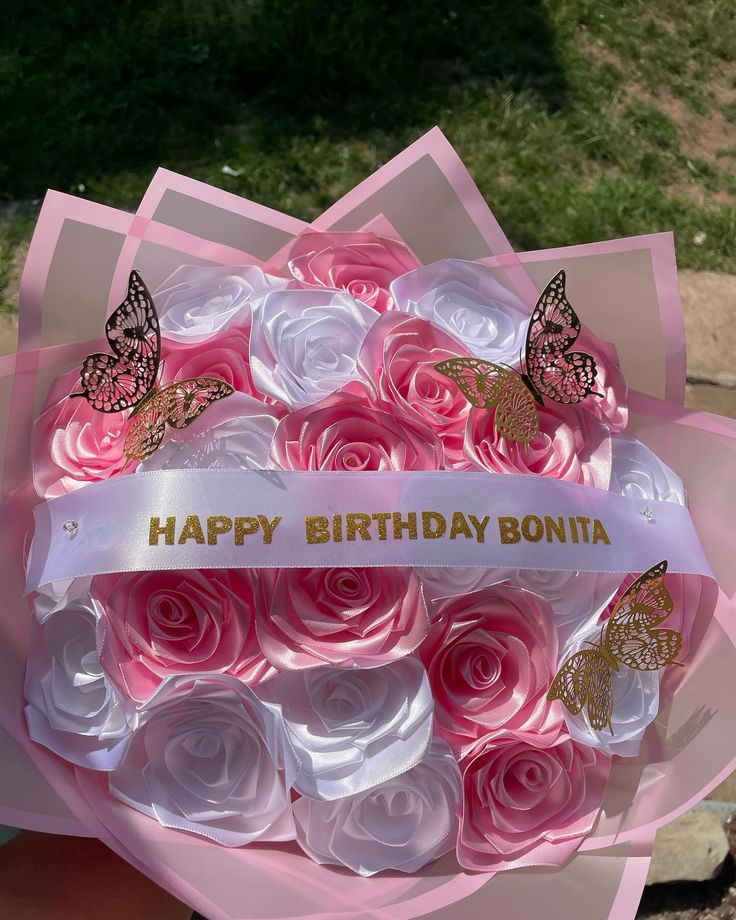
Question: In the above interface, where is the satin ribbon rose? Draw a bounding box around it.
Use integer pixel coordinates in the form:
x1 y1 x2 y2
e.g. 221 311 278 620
294 738 461 876
93 569 273 705
390 259 528 364
256 658 434 800
464 398 612 489
155 264 279 342
159 324 268 403
24 589 135 771
284 230 420 313
421 586 561 752
510 570 622 649
457 730 610 871
32 368 130 499
610 435 686 505
109 675 294 847
270 384 444 471
413 566 515 616
358 313 472 467
248 287 378 408
258 567 430 669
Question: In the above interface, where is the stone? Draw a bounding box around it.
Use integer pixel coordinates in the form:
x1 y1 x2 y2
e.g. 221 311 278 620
646 809 730 885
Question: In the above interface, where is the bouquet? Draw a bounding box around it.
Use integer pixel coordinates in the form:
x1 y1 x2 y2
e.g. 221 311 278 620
2 128 736 920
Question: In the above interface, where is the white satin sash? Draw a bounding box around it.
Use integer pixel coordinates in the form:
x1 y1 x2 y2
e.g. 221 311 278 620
26 470 712 592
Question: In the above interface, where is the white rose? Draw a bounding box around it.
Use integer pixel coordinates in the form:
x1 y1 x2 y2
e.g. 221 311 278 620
610 436 687 505
109 675 294 846
248 288 378 407
257 658 433 800
138 393 282 472
155 264 279 341
294 737 461 876
415 567 515 619
511 570 622 648
558 608 660 757
24 590 135 770
390 259 528 364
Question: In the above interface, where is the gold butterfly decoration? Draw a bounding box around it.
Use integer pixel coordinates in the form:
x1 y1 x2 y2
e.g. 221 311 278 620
547 561 683 734
434 270 598 443
72 270 234 461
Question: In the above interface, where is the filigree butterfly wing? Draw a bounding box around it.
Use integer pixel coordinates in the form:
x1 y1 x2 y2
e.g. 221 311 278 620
530 352 597 406
604 560 682 671
434 357 539 443
124 390 169 461
547 648 614 732
585 653 616 732
158 377 235 430
433 357 506 408
522 270 598 406
105 270 160 368
78 353 147 413
607 623 682 672
548 649 596 714
493 372 540 443
77 271 160 412
526 270 581 358
123 378 234 461
606 561 673 630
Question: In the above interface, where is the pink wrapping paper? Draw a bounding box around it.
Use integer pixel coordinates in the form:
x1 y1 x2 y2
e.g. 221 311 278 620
2 128 734 919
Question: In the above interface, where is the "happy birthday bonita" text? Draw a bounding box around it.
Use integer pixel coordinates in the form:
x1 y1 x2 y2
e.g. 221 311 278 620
148 511 611 547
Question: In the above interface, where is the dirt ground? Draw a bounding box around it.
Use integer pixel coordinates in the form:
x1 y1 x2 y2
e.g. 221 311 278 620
639 820 736 919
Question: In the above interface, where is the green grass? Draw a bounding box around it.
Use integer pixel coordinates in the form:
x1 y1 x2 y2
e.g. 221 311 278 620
1 0 735 310
0 212 32 314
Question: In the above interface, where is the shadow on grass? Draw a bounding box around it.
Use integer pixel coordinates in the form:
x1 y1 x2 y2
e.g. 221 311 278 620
0 0 567 198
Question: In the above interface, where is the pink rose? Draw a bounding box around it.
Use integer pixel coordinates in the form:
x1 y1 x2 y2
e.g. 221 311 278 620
270 384 443 471
358 313 471 467
258 567 430 669
159 325 271 404
94 569 273 704
32 368 131 498
420 586 561 752
457 731 610 871
464 400 612 488
285 231 420 312
577 328 628 434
